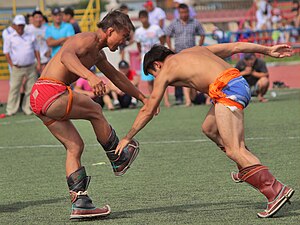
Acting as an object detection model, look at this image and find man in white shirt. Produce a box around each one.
[3,15,41,116]
[26,10,50,73]
[143,0,166,29]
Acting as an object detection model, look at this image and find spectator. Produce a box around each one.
[143,0,166,29]
[25,13,33,25]
[118,4,134,60]
[173,0,196,19]
[74,77,114,110]
[26,10,51,73]
[134,10,170,107]
[292,0,300,28]
[165,3,205,106]
[2,22,15,76]
[235,53,269,102]
[3,15,40,116]
[46,7,75,58]
[63,7,81,34]
[109,60,140,109]
[256,0,272,30]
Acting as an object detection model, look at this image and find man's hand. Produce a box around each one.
[87,75,106,96]
[115,137,131,156]
[269,44,293,58]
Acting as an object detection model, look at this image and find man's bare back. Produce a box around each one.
[41,32,105,84]
[159,46,232,93]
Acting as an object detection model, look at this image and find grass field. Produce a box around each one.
[0,89,299,225]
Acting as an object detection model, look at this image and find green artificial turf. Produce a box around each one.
[0,89,299,225]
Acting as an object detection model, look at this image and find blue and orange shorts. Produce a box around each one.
[209,68,251,111]
[30,78,73,126]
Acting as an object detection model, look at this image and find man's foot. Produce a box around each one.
[257,186,294,218]
[109,139,139,176]
[70,203,111,220]
[230,171,243,183]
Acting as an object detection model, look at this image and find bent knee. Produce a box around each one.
[66,140,84,156]
[202,123,217,138]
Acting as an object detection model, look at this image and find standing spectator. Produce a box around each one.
[235,53,269,102]
[173,0,196,19]
[62,7,81,34]
[134,10,170,106]
[118,4,135,60]
[46,7,75,58]
[26,10,51,73]
[3,15,40,116]
[2,23,15,76]
[143,0,166,29]
[165,3,205,106]
[256,0,272,30]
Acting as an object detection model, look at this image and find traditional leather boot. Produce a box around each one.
[67,167,111,219]
[241,165,294,218]
[101,128,139,176]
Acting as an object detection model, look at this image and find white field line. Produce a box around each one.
[0,136,299,150]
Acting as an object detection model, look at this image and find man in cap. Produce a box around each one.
[143,0,166,29]
[3,15,40,116]
[46,7,75,57]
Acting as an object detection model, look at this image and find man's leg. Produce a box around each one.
[6,67,23,115]
[257,77,269,102]
[22,65,37,115]
[47,91,139,176]
[214,103,294,217]
[38,117,110,219]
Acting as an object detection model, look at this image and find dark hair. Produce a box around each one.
[244,53,255,60]
[120,4,128,12]
[178,3,189,10]
[139,10,148,18]
[43,15,48,23]
[32,10,43,17]
[97,10,134,32]
[63,7,75,17]
[143,45,175,75]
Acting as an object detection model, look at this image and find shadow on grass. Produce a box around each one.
[0,197,65,213]
[108,199,300,220]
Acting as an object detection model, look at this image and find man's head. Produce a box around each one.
[144,0,154,12]
[143,45,175,76]
[97,10,134,52]
[12,15,26,35]
[120,4,129,14]
[118,60,130,74]
[244,53,257,67]
[63,7,74,22]
[138,10,149,27]
[178,3,189,22]
[32,10,43,28]
[51,7,62,25]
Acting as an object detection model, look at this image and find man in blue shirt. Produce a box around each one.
[46,7,75,57]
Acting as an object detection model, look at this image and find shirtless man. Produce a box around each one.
[30,11,146,220]
[116,42,294,218]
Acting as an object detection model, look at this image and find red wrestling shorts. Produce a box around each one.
[30,78,73,126]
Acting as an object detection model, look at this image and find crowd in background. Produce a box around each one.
[1,0,299,117]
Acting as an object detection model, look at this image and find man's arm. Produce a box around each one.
[46,37,68,47]
[115,76,168,155]
[206,42,293,59]
[95,51,147,104]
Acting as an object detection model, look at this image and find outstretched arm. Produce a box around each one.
[115,76,168,155]
[206,42,293,59]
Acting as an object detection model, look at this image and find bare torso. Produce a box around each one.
[41,32,104,85]
[163,46,232,93]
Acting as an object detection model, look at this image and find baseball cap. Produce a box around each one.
[143,0,154,8]
[51,7,61,15]
[13,15,26,25]
[118,60,129,68]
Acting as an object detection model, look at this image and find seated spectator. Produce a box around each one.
[62,7,81,34]
[74,75,114,110]
[235,53,269,102]
[107,60,140,109]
